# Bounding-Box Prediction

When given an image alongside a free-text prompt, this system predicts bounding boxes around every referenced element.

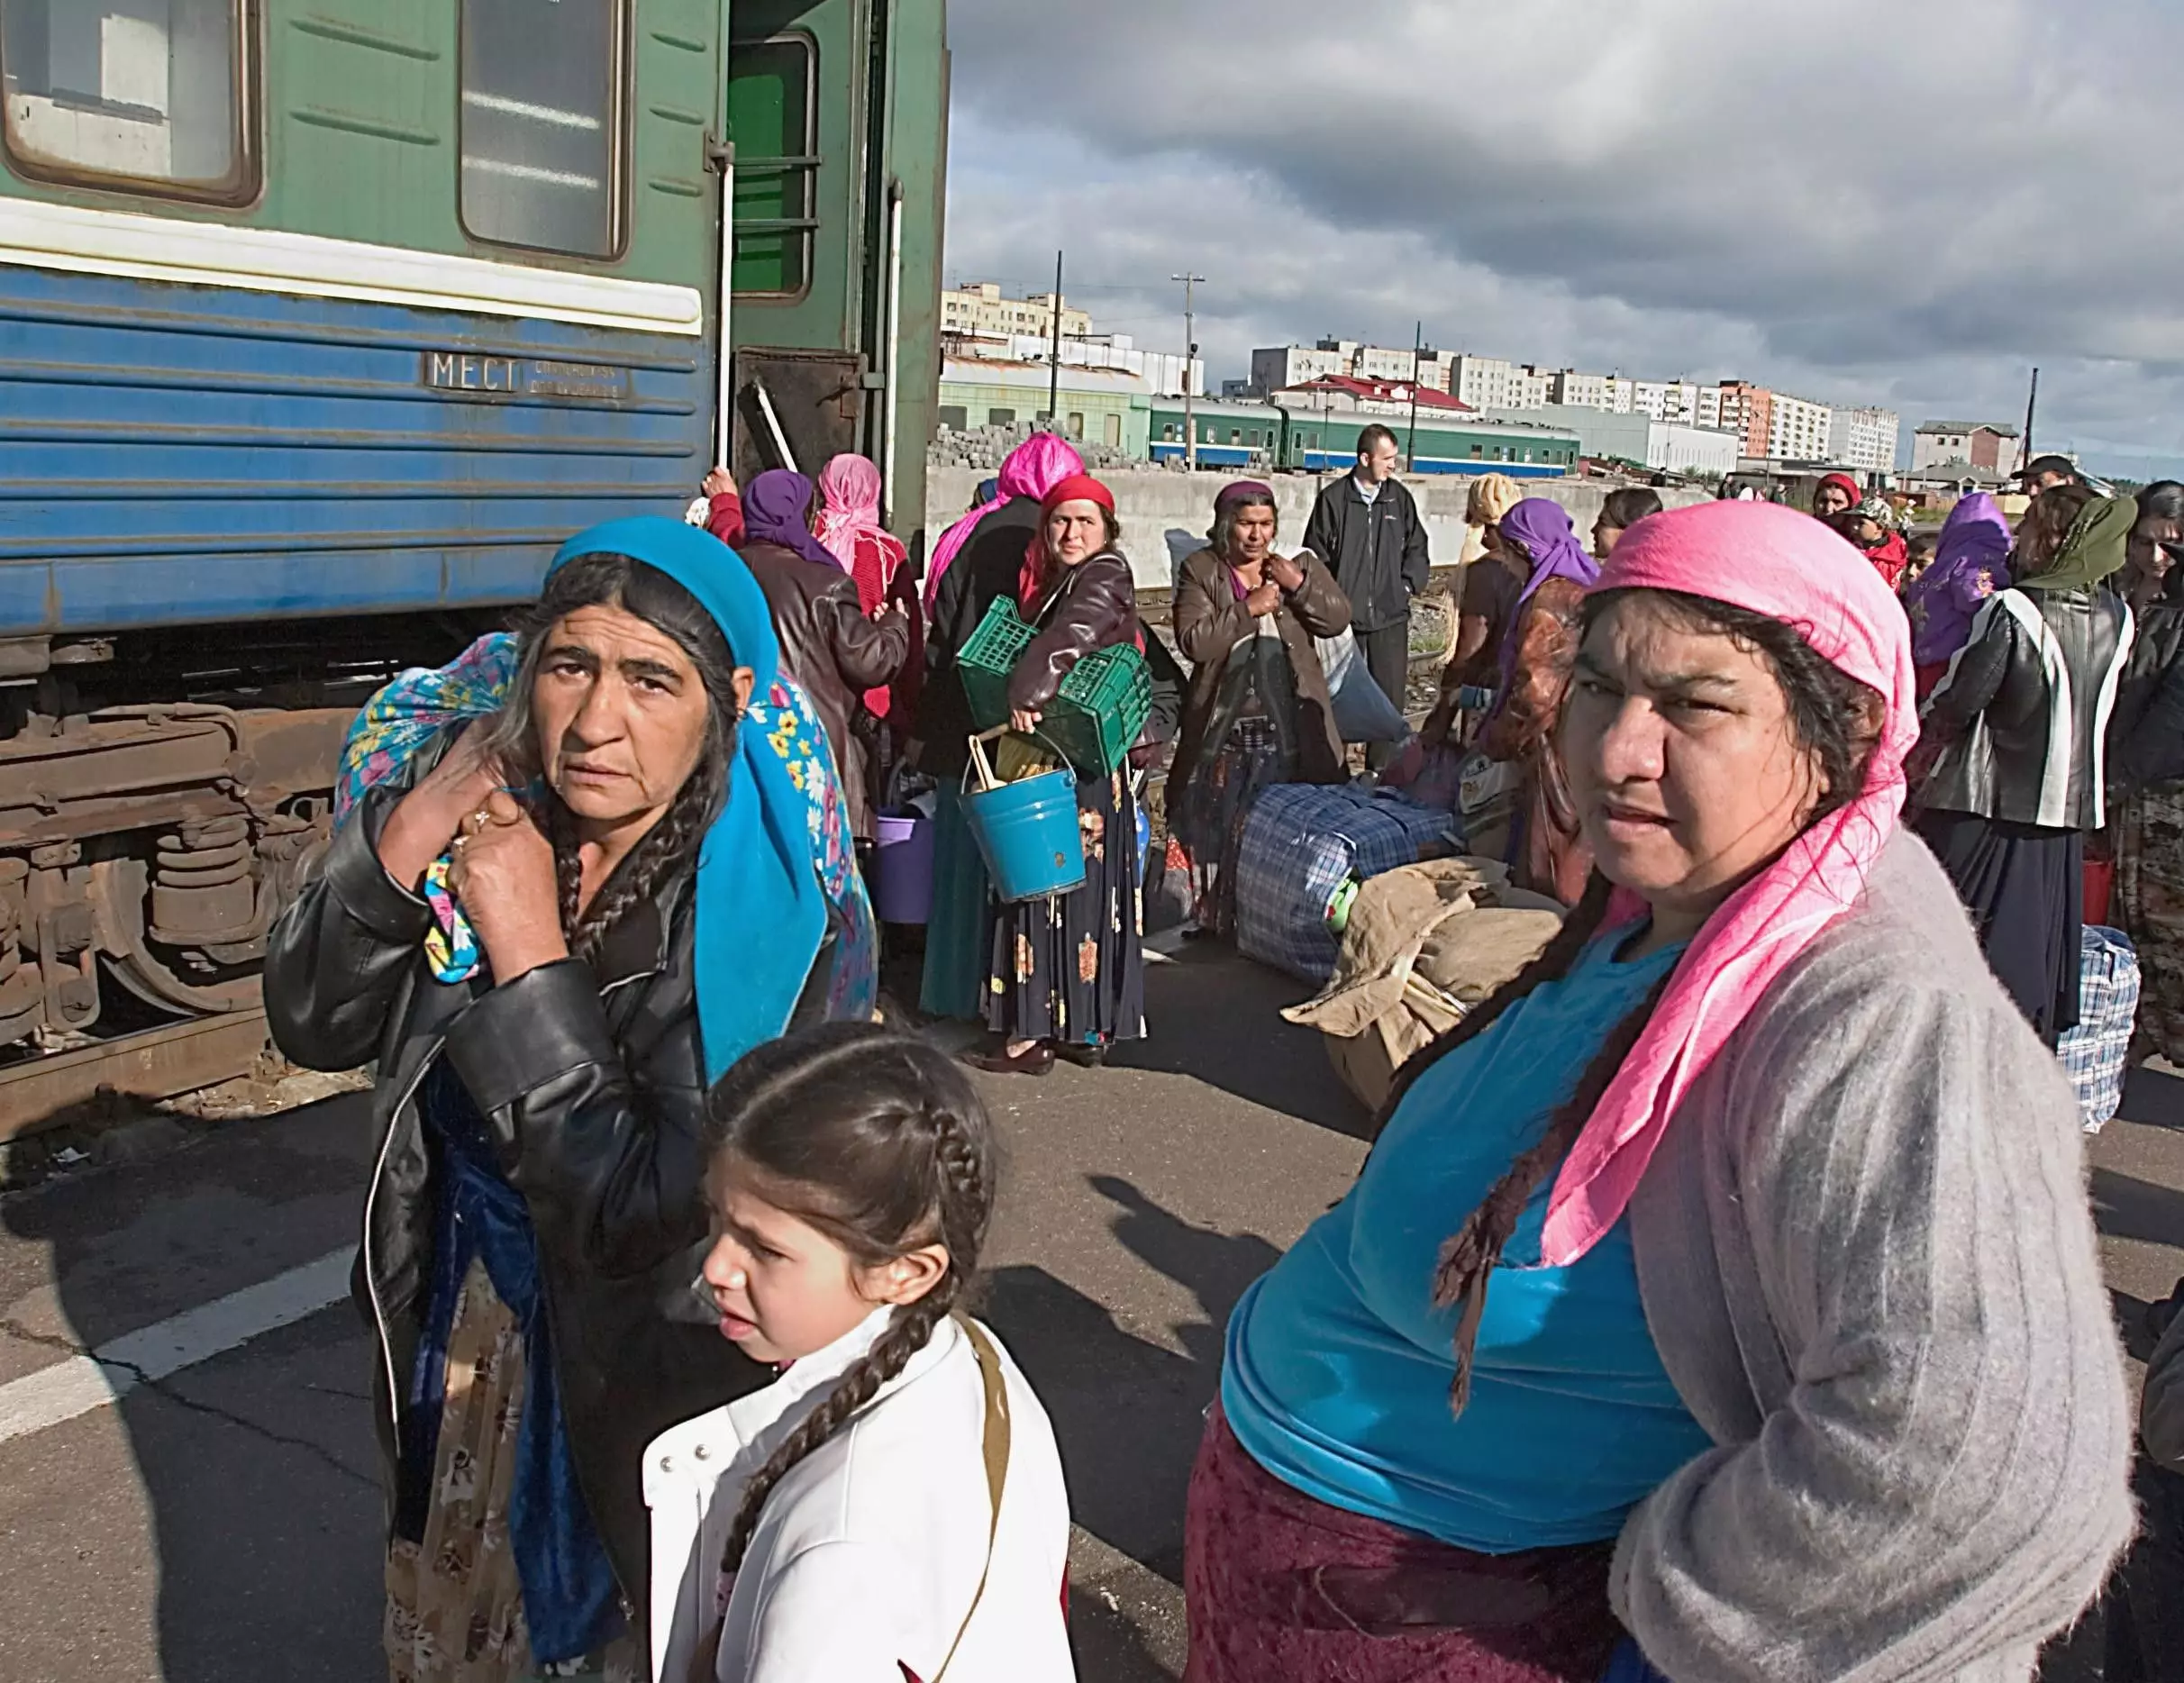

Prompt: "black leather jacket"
[740,538,908,839]
[2109,599,2184,796]
[1920,585,2134,830]
[1007,550,1137,714]
[264,750,833,1615]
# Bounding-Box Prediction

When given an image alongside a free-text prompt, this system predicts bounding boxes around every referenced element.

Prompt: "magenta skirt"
[1183,1403,1626,1683]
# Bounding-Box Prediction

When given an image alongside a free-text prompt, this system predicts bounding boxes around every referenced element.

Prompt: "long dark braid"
[701,1023,996,1578]
[1395,585,1888,1417]
[551,738,730,963]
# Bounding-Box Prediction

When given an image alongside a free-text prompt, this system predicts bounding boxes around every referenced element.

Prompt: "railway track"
[0,1004,270,1142]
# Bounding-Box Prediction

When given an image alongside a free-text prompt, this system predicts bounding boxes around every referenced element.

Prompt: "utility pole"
[1047,250,1063,433]
[1406,320,1424,470]
[1173,272,1205,471]
[2020,367,2040,477]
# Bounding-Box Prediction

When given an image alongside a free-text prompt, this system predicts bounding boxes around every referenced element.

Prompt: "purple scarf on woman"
[742,469,845,573]
[1905,493,2013,667]
[1495,498,1600,694]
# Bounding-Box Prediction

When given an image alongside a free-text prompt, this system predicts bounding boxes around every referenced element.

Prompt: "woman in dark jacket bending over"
[267,519,851,1678]
[964,474,1148,1077]
[1168,479,1350,937]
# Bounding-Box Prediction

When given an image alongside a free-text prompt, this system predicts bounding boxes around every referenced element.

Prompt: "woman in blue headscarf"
[268,518,868,1681]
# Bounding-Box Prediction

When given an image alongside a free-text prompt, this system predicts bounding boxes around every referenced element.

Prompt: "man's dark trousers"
[1360,617,1411,769]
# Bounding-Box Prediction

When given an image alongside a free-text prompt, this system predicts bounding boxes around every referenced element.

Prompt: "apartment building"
[1831,406,1903,474]
[1768,393,1835,463]
[1250,341,1456,397]
[1911,421,2022,475]
[1444,354,1522,412]
[1633,380,1701,424]
[942,281,1093,343]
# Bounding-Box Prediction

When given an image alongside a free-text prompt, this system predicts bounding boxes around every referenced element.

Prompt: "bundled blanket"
[1283,856,1563,1110]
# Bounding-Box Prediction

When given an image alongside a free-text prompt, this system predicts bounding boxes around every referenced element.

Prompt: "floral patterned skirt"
[983,766,1146,1046]
[384,1263,642,1683]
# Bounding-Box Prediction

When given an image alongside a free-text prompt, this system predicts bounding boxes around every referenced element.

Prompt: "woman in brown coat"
[1479,496,1612,906]
[1169,481,1351,936]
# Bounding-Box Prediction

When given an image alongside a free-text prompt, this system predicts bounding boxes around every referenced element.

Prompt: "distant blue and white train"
[1145,398,1582,478]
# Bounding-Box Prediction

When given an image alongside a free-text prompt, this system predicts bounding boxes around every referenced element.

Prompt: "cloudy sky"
[941,0,2182,478]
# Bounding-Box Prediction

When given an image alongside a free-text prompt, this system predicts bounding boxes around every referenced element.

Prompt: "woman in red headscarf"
[963,474,1148,1076]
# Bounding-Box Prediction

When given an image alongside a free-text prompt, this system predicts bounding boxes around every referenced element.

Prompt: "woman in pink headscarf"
[1185,501,2129,1683]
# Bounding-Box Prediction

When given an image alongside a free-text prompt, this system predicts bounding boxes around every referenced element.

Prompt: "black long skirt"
[983,765,1146,1048]
[1916,809,2083,1044]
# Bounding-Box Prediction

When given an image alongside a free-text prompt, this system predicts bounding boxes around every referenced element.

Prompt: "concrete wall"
[927,464,1709,593]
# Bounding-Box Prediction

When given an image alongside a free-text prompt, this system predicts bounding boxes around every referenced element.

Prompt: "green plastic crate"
[958,596,1153,776]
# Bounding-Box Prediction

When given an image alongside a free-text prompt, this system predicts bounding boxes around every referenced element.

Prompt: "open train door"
[713,0,947,544]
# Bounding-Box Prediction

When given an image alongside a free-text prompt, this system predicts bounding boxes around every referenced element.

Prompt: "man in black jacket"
[1303,424,1431,764]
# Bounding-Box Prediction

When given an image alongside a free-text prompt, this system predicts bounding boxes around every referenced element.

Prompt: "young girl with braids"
[1184,501,2132,1683]
[268,519,871,1681]
[648,1023,1073,1683]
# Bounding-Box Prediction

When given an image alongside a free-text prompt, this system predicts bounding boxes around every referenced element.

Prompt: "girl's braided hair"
[1379,587,1886,1415]
[703,1022,997,1578]
[486,551,742,962]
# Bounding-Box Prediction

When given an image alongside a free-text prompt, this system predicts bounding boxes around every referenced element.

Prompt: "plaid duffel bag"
[2059,924,2140,1133]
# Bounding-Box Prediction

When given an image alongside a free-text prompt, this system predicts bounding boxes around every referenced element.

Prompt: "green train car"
[0,0,948,1114]
[1147,398,1582,478]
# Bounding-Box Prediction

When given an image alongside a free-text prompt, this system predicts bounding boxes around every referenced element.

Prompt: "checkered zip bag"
[1234,783,1456,984]
[2059,925,2140,1133]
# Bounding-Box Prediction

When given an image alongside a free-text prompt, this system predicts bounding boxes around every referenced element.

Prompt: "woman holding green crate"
[963,473,1149,1077]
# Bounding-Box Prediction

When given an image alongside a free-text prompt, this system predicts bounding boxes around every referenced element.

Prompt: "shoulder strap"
[929,1316,1012,1682]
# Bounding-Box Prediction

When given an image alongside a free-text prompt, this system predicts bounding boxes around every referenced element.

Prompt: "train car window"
[987,407,1014,428]
[0,0,255,201]
[1067,412,1084,439]
[727,33,816,297]
[937,405,967,431]
[1104,414,1122,448]
[459,0,623,259]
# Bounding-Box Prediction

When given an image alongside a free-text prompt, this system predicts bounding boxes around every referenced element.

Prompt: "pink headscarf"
[922,433,1084,612]
[813,453,887,573]
[1538,499,1918,1267]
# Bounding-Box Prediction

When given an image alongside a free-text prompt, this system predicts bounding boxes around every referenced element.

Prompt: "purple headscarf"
[1493,498,1600,697]
[1904,493,2013,668]
[742,470,844,572]
[922,433,1085,611]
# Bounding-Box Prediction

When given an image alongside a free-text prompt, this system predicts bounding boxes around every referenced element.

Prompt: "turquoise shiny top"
[1223,930,1712,1551]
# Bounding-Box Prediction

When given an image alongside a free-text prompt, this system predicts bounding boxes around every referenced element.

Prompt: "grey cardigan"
[1615,831,2133,1680]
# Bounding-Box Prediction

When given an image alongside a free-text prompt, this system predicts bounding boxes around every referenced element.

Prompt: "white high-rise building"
[1768,394,1835,462]
[1830,406,1902,474]
[1633,379,1701,424]
[1447,354,1522,412]
[1549,369,1608,410]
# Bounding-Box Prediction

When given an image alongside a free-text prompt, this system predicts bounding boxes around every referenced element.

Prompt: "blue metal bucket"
[962,764,1087,902]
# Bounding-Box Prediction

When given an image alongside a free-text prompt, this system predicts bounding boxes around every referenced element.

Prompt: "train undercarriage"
[0,614,497,1132]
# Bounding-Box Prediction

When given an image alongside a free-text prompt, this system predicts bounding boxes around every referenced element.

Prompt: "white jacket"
[645,1308,1076,1683]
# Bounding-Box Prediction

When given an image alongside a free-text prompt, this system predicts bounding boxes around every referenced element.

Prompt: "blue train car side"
[0,265,707,638]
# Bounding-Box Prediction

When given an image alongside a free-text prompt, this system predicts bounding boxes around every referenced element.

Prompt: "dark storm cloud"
[941,0,2184,469]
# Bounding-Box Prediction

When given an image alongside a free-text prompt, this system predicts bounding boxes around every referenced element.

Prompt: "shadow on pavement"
[2122,1060,2184,1129]
[0,1104,383,1682]
[984,1177,1282,1580]
[1113,948,1375,1141]
[2091,1165,2184,1251]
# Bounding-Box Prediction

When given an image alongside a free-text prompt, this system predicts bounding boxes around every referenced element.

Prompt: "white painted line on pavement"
[0,1247,356,1447]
